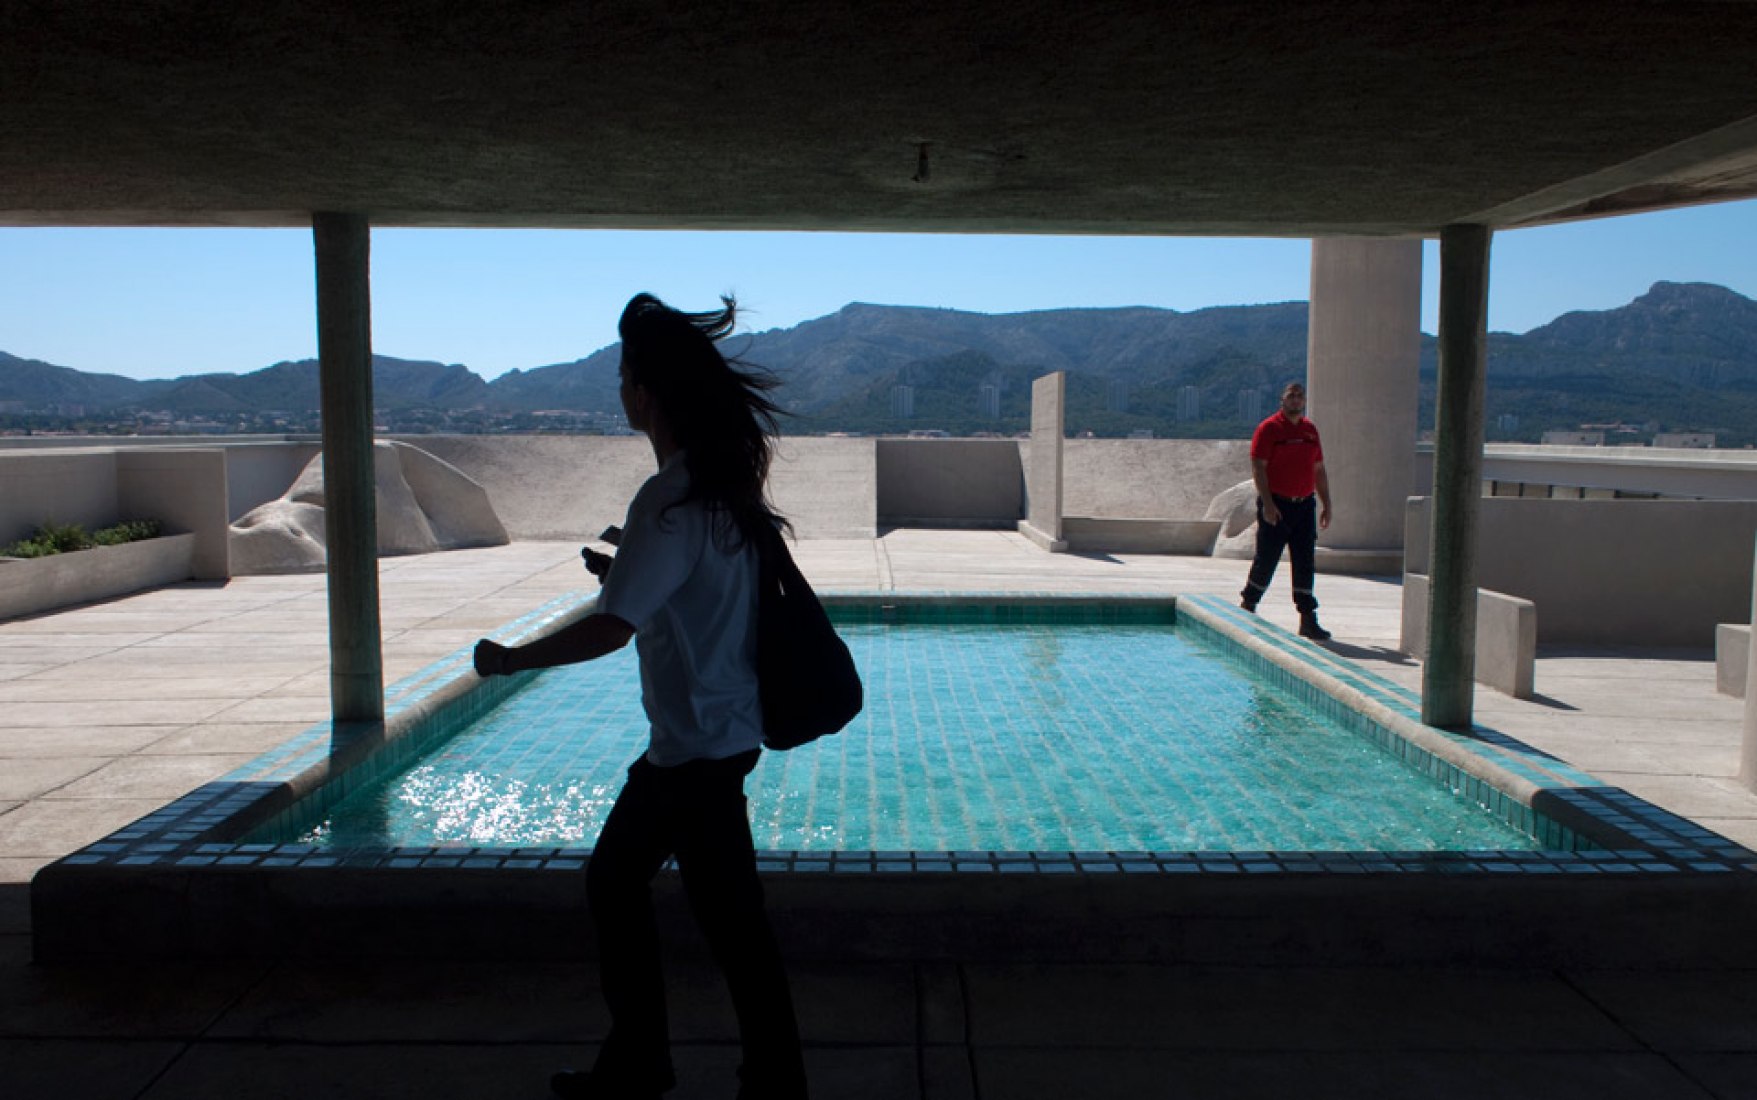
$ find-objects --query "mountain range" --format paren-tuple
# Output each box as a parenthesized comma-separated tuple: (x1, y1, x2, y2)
(5, 280, 1757, 443)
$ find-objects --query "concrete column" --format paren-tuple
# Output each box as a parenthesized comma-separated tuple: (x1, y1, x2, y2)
(1421, 224, 1492, 730)
(1306, 237, 1422, 574)
(312, 213, 384, 723)
(1018, 371, 1068, 551)
(1741, 536, 1757, 789)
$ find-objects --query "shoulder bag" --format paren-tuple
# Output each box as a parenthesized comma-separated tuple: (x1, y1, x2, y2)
(755, 524, 863, 749)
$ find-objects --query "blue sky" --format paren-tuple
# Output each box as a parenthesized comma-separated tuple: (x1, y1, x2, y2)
(2, 200, 1754, 381)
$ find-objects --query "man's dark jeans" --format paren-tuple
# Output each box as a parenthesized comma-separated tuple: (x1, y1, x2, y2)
(587, 749, 806, 1097)
(1242, 494, 1319, 613)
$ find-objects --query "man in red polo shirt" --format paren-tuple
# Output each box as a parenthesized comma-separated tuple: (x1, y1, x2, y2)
(1240, 381, 1334, 640)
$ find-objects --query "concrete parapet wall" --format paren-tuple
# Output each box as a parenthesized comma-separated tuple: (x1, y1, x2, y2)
(1409, 443, 1757, 501)
(223, 441, 321, 520)
(770, 437, 878, 538)
(1400, 572, 1536, 699)
(876, 438, 1021, 527)
(1476, 444, 1757, 500)
(404, 434, 877, 539)
(1063, 438, 1250, 522)
(0, 451, 121, 546)
(1406, 496, 1757, 648)
(389, 435, 652, 540)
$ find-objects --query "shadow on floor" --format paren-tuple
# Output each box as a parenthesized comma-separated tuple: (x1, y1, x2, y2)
(1537, 643, 1715, 662)
(1524, 693, 1583, 712)
(1317, 640, 1415, 666)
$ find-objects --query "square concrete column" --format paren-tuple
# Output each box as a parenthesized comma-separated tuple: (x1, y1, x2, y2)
(313, 213, 384, 723)
(1307, 237, 1422, 575)
(1421, 224, 1492, 730)
(1741, 534, 1757, 789)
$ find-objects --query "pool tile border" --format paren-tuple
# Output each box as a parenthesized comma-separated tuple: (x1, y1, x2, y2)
(40, 590, 1757, 886)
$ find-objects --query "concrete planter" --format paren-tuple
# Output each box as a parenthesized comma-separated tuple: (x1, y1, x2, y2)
(0, 533, 196, 620)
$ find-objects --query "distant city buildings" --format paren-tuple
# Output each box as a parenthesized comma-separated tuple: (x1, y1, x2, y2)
(1177, 386, 1201, 422)
(1578, 422, 1644, 439)
(1541, 430, 1606, 446)
(1653, 432, 1715, 449)
(1107, 380, 1129, 414)
(890, 385, 914, 419)
(1236, 388, 1262, 424)
(1495, 413, 1520, 433)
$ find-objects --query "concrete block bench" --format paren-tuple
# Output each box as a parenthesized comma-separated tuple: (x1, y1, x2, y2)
(1061, 517, 1221, 555)
(1717, 623, 1749, 698)
(1400, 572, 1537, 700)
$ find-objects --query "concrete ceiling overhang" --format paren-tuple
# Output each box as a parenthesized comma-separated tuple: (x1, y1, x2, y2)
(4, 1, 1757, 235)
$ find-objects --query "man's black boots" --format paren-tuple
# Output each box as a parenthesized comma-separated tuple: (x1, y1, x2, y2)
(1298, 613, 1332, 642)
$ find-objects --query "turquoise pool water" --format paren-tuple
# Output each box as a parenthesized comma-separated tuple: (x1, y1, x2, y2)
(277, 608, 1539, 852)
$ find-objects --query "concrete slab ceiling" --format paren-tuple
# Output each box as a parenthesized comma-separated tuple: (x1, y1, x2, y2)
(4, 1, 1757, 234)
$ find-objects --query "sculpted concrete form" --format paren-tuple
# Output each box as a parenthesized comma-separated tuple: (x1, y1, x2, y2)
(230, 440, 508, 574)
(1206, 480, 1263, 560)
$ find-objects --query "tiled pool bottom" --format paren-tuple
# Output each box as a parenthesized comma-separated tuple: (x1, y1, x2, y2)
(32, 591, 1757, 964)
(261, 604, 1538, 853)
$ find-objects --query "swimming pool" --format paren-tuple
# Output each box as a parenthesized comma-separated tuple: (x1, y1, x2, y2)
(38, 591, 1755, 965)
(264, 604, 1537, 852)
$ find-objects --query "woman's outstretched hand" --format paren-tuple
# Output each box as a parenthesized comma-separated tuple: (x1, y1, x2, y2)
(474, 638, 512, 678)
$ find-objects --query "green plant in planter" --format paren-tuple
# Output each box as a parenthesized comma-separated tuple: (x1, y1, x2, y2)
(92, 519, 163, 546)
(2, 519, 162, 558)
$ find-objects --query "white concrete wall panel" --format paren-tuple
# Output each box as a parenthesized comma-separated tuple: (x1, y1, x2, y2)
(395, 435, 653, 541)
(0, 452, 120, 546)
(1023, 373, 1065, 541)
(875, 439, 1021, 526)
(405, 434, 876, 540)
(223, 442, 322, 520)
(1063, 438, 1251, 520)
(1406, 496, 1757, 647)
(116, 449, 230, 580)
(769, 436, 878, 538)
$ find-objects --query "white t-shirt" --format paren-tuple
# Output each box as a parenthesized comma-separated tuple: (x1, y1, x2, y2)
(598, 452, 765, 766)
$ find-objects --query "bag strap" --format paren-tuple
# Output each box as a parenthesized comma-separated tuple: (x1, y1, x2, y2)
(755, 521, 818, 603)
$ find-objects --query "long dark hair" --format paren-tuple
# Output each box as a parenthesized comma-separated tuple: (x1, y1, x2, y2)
(617, 292, 789, 547)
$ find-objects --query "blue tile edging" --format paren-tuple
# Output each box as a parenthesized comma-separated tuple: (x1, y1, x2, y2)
(1174, 593, 1753, 869)
(47, 591, 602, 868)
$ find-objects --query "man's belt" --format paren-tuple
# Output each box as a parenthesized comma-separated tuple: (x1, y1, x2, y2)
(1272, 492, 1314, 503)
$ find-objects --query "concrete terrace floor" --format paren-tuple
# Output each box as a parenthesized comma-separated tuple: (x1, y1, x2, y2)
(4, 531, 1757, 1099)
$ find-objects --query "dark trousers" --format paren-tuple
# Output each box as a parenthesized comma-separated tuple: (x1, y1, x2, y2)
(1242, 494, 1319, 614)
(587, 750, 806, 1098)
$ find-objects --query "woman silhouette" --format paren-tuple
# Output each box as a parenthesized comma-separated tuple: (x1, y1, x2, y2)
(475, 293, 806, 1100)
